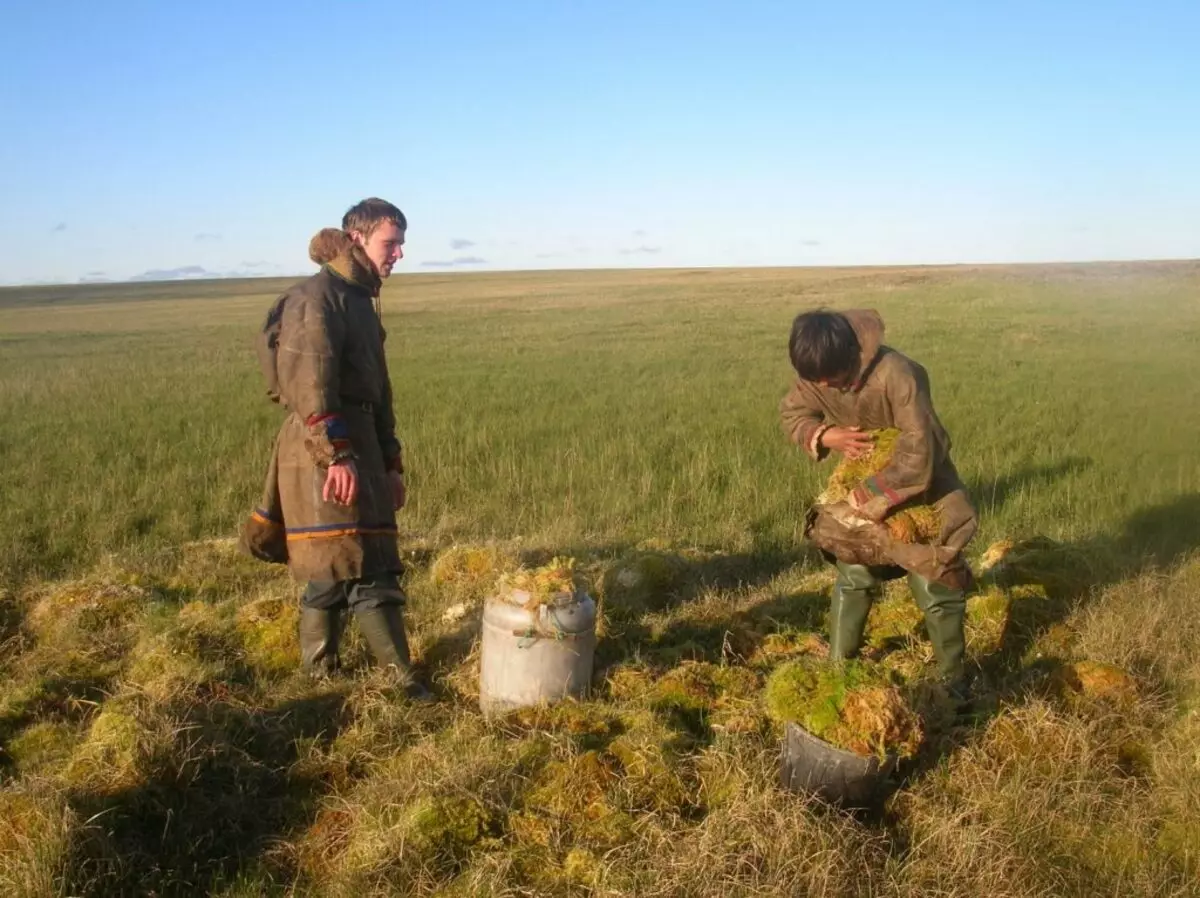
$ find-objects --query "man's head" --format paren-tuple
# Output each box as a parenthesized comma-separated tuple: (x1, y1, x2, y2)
(788, 309, 861, 389)
(343, 198, 407, 278)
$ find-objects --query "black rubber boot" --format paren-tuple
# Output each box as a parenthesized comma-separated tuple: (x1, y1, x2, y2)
(829, 562, 880, 661)
(354, 605, 434, 701)
(299, 607, 342, 677)
(909, 573, 968, 694)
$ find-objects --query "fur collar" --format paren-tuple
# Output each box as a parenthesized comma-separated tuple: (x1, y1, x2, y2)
(308, 228, 381, 296)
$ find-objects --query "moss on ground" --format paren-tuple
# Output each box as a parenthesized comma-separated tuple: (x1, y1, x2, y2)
(866, 595, 925, 651)
(63, 699, 154, 792)
(2, 721, 80, 776)
(600, 550, 689, 617)
(234, 596, 300, 677)
(0, 542, 1193, 897)
(430, 544, 519, 597)
(1054, 660, 1140, 708)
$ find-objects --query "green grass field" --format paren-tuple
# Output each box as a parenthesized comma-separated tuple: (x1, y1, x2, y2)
(1, 263, 1198, 896)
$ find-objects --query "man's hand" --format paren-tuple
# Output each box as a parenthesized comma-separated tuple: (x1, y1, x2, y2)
(323, 460, 359, 506)
(820, 426, 874, 460)
(388, 469, 406, 511)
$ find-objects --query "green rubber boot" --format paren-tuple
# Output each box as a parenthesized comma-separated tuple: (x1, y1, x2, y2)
(909, 573, 968, 694)
(299, 607, 342, 677)
(829, 562, 880, 661)
(354, 605, 434, 701)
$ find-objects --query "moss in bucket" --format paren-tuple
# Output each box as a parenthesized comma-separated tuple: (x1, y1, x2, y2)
(817, 427, 941, 544)
(765, 658, 923, 759)
(496, 557, 581, 610)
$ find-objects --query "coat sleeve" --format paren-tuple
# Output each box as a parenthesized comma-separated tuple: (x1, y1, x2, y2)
(780, 381, 831, 461)
(848, 363, 936, 520)
(275, 294, 353, 467)
(374, 356, 404, 474)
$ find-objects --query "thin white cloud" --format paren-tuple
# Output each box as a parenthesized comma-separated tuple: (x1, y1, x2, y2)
(420, 256, 488, 268)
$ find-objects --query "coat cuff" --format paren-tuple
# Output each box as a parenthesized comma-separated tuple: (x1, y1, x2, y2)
(849, 474, 901, 521)
(387, 450, 404, 475)
(806, 423, 833, 461)
(304, 413, 354, 467)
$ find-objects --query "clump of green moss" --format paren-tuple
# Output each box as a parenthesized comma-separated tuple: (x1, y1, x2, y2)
(561, 847, 602, 887)
(1054, 660, 1139, 707)
(64, 700, 153, 792)
(648, 661, 764, 734)
(600, 551, 688, 616)
(866, 596, 925, 651)
(818, 428, 903, 504)
(503, 701, 622, 744)
(608, 711, 695, 814)
(884, 505, 942, 543)
(23, 567, 148, 644)
(3, 721, 80, 775)
(516, 750, 634, 849)
(764, 658, 923, 759)
(749, 630, 827, 668)
(408, 795, 497, 861)
(121, 599, 239, 701)
(965, 585, 1013, 656)
(234, 595, 300, 677)
(817, 427, 942, 544)
(430, 545, 518, 594)
(605, 664, 657, 701)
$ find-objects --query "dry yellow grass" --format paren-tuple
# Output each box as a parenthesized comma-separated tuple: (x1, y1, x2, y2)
(0, 542, 1197, 895)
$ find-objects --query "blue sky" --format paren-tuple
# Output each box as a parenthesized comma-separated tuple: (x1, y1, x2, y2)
(1, 0, 1197, 284)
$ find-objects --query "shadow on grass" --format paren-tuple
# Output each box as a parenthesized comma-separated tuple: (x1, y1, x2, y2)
(606, 588, 828, 671)
(62, 690, 349, 897)
(966, 456, 1092, 517)
(880, 491, 1200, 807)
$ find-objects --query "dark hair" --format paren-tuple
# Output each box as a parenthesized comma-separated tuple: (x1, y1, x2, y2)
(342, 197, 407, 239)
(788, 310, 861, 382)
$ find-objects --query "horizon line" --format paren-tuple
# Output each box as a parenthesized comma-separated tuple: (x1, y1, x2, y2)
(2, 255, 1198, 290)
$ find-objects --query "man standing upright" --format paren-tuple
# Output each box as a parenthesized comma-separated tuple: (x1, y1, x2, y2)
(242, 198, 430, 699)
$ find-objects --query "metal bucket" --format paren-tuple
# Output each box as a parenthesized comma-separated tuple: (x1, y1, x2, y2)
(779, 721, 897, 806)
(479, 590, 596, 716)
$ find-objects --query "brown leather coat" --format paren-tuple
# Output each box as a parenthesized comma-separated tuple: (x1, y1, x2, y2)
(241, 229, 404, 583)
(781, 310, 977, 588)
